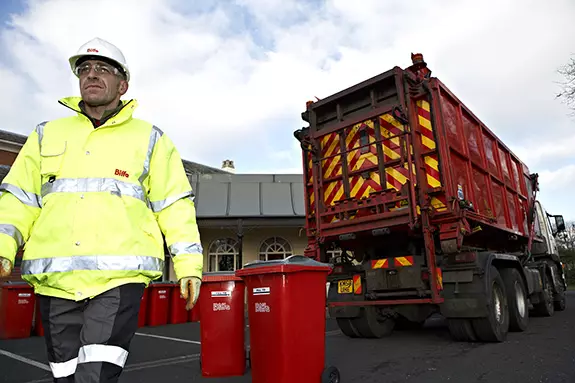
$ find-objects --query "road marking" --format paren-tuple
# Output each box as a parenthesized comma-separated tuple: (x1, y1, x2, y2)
(135, 332, 201, 345)
(0, 348, 51, 372)
(125, 353, 201, 372)
(21, 354, 203, 382)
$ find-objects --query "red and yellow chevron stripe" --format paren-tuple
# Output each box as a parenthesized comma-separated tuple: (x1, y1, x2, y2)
(436, 268, 443, 290)
(394, 256, 414, 267)
(320, 132, 344, 208)
(353, 274, 362, 294)
(371, 259, 389, 269)
(345, 120, 382, 202)
(314, 101, 447, 219)
(417, 100, 447, 212)
(306, 151, 315, 215)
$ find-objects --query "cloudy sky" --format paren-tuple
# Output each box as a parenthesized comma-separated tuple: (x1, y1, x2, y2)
(1, 0, 575, 219)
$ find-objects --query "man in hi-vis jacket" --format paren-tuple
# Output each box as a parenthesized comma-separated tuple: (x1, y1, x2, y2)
(0, 37, 203, 382)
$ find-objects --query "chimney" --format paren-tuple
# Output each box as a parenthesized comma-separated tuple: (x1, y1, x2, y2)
(222, 159, 235, 173)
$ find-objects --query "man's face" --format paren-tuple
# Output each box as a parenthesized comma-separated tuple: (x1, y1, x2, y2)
(77, 59, 127, 107)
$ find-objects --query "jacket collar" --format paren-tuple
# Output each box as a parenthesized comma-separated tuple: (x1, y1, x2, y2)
(58, 97, 138, 126)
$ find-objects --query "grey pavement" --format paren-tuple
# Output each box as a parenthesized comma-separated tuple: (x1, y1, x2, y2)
(1, 293, 574, 382)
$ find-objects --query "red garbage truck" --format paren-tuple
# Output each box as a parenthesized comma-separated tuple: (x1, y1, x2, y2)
(294, 53, 568, 343)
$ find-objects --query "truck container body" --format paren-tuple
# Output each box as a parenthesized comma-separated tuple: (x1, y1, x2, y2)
(295, 54, 567, 342)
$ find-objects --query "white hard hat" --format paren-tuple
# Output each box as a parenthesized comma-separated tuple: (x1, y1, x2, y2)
(69, 37, 130, 82)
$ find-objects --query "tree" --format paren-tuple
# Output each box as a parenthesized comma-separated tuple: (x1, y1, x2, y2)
(557, 220, 575, 286)
(557, 56, 575, 112)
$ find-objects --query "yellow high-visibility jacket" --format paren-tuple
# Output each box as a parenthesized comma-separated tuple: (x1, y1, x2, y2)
(0, 97, 204, 301)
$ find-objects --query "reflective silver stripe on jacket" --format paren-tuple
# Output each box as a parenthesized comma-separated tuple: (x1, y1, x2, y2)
(150, 191, 194, 213)
(35, 121, 48, 149)
(169, 242, 203, 257)
(139, 125, 163, 184)
(0, 224, 24, 248)
(0, 183, 42, 208)
(21, 255, 164, 275)
(41, 178, 147, 204)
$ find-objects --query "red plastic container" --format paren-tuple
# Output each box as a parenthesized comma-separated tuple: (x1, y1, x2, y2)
(138, 286, 149, 327)
(169, 282, 188, 324)
(34, 299, 44, 337)
(235, 255, 339, 383)
(0, 282, 36, 339)
(199, 271, 247, 377)
(146, 282, 172, 327)
(188, 293, 201, 322)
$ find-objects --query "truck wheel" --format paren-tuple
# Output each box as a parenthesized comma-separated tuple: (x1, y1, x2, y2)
(447, 319, 477, 342)
(545, 261, 567, 312)
(500, 268, 529, 332)
(533, 270, 555, 317)
(554, 289, 566, 312)
(336, 318, 360, 338)
(471, 266, 509, 342)
(321, 366, 340, 383)
(351, 307, 395, 338)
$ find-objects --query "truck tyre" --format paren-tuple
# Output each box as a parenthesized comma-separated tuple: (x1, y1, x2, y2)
(500, 268, 529, 332)
(351, 306, 395, 338)
(471, 265, 509, 342)
(336, 318, 361, 338)
(554, 289, 566, 312)
(533, 269, 555, 317)
(447, 319, 477, 342)
(545, 260, 567, 312)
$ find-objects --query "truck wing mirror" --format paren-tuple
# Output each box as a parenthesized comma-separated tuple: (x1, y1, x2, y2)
(554, 215, 566, 234)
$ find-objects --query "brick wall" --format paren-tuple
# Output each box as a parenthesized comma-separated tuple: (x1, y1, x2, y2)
(0, 150, 17, 166)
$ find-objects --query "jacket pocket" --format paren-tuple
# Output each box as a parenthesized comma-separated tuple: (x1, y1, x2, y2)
(39, 141, 67, 177)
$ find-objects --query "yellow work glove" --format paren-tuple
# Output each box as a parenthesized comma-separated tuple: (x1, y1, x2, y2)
(180, 276, 201, 310)
(0, 257, 12, 278)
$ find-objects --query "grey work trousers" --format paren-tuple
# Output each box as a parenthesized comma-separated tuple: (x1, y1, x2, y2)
(37, 283, 145, 383)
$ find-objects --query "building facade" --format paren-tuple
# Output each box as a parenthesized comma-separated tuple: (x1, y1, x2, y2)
(0, 130, 309, 283)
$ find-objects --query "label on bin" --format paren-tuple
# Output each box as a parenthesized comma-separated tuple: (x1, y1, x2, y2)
(253, 287, 270, 296)
(255, 302, 270, 312)
(211, 291, 232, 298)
(213, 302, 231, 311)
(18, 293, 31, 297)
(18, 299, 30, 305)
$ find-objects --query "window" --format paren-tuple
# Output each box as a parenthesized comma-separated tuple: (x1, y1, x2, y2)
(208, 238, 239, 272)
(259, 237, 292, 261)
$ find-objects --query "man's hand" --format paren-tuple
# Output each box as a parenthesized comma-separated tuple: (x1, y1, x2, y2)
(180, 276, 201, 310)
(0, 257, 12, 278)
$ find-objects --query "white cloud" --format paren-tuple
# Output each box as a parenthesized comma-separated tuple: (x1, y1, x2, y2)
(1, 0, 575, 218)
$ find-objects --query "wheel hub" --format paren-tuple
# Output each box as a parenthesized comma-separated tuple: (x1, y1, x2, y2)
(515, 281, 526, 317)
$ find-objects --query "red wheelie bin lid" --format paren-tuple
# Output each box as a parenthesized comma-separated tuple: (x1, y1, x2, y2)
(202, 271, 243, 283)
(235, 255, 332, 277)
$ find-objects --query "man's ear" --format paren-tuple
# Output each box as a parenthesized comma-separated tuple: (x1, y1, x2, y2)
(119, 80, 129, 96)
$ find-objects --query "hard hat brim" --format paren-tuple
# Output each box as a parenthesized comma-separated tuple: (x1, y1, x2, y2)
(69, 53, 130, 82)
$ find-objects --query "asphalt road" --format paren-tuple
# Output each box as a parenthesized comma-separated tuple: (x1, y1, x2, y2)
(1, 292, 574, 383)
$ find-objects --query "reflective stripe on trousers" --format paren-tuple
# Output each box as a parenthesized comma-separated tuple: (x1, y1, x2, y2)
(50, 345, 129, 378)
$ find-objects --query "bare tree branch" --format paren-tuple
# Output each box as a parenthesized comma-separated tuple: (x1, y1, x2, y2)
(556, 56, 575, 113)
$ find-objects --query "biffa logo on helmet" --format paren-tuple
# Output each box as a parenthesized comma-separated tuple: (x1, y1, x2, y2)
(115, 169, 129, 178)
(87, 48, 99, 53)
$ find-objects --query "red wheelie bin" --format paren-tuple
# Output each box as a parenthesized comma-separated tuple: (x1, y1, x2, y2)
(138, 286, 149, 327)
(0, 281, 36, 339)
(236, 255, 340, 383)
(199, 271, 247, 377)
(169, 282, 188, 324)
(146, 282, 172, 326)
